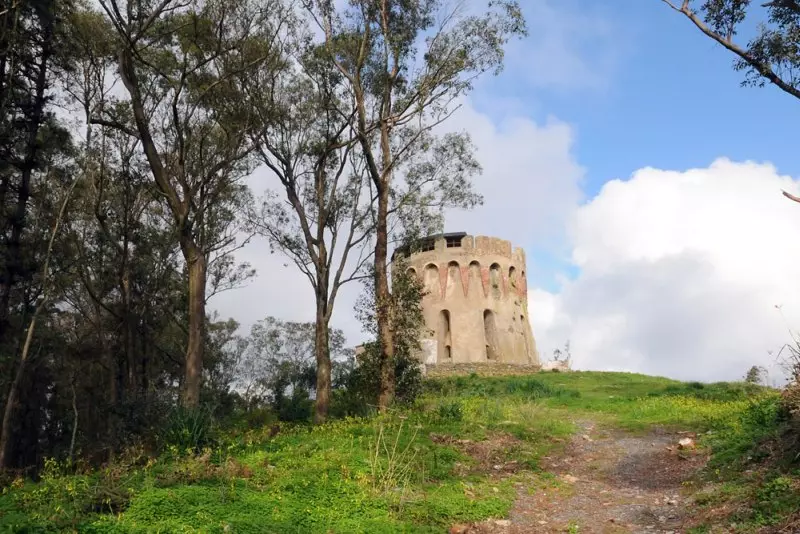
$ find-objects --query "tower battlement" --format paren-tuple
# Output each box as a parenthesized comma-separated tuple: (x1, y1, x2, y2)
(393, 232, 538, 366)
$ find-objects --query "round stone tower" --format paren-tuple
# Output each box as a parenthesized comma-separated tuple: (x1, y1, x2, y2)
(393, 232, 539, 366)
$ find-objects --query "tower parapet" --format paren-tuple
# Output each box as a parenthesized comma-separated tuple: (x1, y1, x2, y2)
(393, 232, 538, 366)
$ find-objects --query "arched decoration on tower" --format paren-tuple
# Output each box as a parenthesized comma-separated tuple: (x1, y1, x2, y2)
(508, 266, 517, 292)
(468, 261, 483, 298)
(423, 263, 439, 298)
(484, 309, 499, 360)
(489, 263, 503, 300)
(445, 261, 462, 298)
(438, 309, 452, 362)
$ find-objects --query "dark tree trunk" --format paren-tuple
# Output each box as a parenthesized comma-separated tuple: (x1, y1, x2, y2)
(0, 348, 26, 469)
(181, 237, 206, 408)
(375, 184, 394, 411)
(0, 12, 53, 336)
(313, 295, 331, 424)
(0, 10, 54, 468)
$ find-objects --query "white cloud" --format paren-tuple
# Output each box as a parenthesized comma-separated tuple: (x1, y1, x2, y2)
(445, 107, 584, 248)
(532, 159, 800, 384)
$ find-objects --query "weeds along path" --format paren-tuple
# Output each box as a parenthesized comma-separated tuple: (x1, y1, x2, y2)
(460, 420, 709, 534)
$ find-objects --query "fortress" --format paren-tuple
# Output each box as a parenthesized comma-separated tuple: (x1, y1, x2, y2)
(393, 232, 539, 368)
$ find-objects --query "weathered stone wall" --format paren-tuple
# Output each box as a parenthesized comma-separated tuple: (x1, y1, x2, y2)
(424, 362, 542, 378)
(396, 233, 539, 367)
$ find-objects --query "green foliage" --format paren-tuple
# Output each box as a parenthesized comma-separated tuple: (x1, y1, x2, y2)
(436, 401, 464, 422)
(274, 389, 314, 423)
(752, 475, 798, 524)
(745, 365, 765, 384)
(333, 342, 424, 417)
(161, 406, 216, 454)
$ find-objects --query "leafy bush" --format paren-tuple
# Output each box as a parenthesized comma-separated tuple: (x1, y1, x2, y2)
(752, 476, 799, 525)
(332, 342, 423, 417)
(436, 401, 464, 422)
(275, 388, 313, 422)
(161, 406, 216, 454)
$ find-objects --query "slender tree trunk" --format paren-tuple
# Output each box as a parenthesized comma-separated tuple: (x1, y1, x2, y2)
(0, 328, 29, 468)
(0, 174, 74, 469)
(313, 297, 331, 424)
(69, 381, 78, 465)
(181, 237, 206, 408)
(375, 183, 394, 411)
(0, 17, 52, 333)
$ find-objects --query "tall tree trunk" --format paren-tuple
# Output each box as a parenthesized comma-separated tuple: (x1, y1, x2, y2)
(313, 296, 331, 424)
(0, 15, 53, 334)
(375, 183, 394, 411)
(0, 173, 74, 469)
(181, 237, 206, 408)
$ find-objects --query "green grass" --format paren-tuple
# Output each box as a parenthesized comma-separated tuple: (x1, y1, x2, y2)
(0, 371, 792, 533)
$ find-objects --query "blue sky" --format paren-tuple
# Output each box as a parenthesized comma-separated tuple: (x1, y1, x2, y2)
(480, 0, 800, 192)
(470, 0, 800, 292)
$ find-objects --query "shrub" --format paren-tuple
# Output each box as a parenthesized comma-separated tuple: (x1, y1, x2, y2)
(436, 401, 464, 422)
(161, 405, 216, 454)
(332, 342, 423, 417)
(275, 389, 313, 422)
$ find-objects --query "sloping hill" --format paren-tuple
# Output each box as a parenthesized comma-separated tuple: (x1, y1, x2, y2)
(0, 372, 796, 533)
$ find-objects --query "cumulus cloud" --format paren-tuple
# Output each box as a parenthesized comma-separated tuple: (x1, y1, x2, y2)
(532, 159, 800, 384)
(444, 107, 584, 248)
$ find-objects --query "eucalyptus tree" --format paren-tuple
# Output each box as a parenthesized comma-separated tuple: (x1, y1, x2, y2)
(92, 0, 290, 407)
(306, 0, 525, 408)
(244, 37, 377, 422)
(233, 317, 350, 414)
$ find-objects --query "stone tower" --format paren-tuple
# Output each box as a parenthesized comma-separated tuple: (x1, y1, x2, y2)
(393, 232, 539, 366)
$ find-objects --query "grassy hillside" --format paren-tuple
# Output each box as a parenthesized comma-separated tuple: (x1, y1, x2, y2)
(0, 372, 794, 533)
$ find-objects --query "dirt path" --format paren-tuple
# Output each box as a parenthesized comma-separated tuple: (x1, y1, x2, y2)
(458, 421, 710, 534)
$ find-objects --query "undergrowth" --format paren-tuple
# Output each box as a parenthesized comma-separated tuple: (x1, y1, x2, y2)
(0, 371, 794, 533)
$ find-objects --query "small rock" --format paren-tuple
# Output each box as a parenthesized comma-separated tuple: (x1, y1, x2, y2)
(493, 464, 502, 471)
(449, 525, 469, 534)
(537, 521, 547, 525)
(562, 474, 578, 483)
(493, 519, 511, 527)
(678, 437, 695, 449)
(658, 515, 667, 523)
(581, 434, 593, 442)
(667, 498, 678, 506)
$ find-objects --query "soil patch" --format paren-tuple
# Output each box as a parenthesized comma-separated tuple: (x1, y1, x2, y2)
(430, 432, 526, 476)
(451, 421, 711, 534)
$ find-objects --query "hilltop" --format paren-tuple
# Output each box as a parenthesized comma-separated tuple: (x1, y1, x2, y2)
(0, 372, 797, 533)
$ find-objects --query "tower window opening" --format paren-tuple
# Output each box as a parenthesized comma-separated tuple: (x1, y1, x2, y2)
(438, 310, 452, 362)
(484, 309, 499, 361)
(489, 263, 502, 299)
(421, 239, 435, 252)
(445, 235, 462, 248)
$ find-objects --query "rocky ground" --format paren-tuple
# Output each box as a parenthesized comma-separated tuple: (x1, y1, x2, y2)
(451, 421, 710, 534)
